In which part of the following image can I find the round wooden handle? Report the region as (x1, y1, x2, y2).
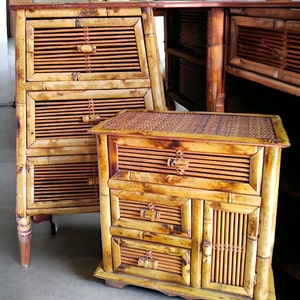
(82, 114, 101, 123)
(77, 44, 96, 53)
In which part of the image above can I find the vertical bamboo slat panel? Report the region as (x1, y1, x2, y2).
(201, 201, 260, 297)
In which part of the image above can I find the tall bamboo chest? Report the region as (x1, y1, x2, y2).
(89, 110, 290, 300)
(12, 3, 166, 267)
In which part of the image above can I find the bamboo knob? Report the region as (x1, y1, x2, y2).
(140, 203, 160, 221)
(77, 44, 96, 53)
(138, 257, 158, 269)
(138, 251, 158, 269)
(167, 157, 189, 175)
(140, 208, 160, 221)
(82, 114, 101, 123)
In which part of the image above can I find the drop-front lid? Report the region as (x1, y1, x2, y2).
(89, 110, 290, 147)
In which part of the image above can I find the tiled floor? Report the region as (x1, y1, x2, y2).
(0, 37, 298, 300)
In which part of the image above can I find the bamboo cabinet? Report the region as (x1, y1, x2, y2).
(89, 110, 290, 300)
(13, 5, 166, 268)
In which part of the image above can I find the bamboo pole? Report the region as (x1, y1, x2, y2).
(206, 8, 225, 112)
(98, 134, 113, 272)
(254, 147, 282, 299)
(142, 7, 166, 111)
(15, 9, 32, 268)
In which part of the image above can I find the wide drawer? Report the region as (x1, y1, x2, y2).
(26, 154, 99, 213)
(26, 89, 153, 152)
(111, 237, 191, 286)
(228, 14, 300, 95)
(25, 12, 150, 82)
(107, 135, 264, 195)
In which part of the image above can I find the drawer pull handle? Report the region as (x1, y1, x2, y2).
(77, 44, 96, 53)
(72, 72, 80, 81)
(138, 251, 158, 269)
(82, 114, 101, 123)
(167, 150, 189, 175)
(140, 203, 160, 221)
(140, 209, 160, 221)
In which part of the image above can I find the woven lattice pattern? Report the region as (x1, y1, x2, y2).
(101, 111, 277, 141)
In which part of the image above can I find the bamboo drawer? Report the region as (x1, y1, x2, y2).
(106, 137, 263, 196)
(91, 110, 290, 300)
(111, 237, 191, 286)
(109, 189, 192, 238)
(90, 110, 289, 196)
(227, 9, 300, 97)
(25, 12, 152, 84)
(25, 154, 99, 214)
(26, 89, 154, 152)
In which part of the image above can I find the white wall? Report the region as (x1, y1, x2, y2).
(0, 0, 7, 36)
(155, 16, 165, 79)
(0, 0, 8, 53)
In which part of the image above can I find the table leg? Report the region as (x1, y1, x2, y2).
(16, 215, 32, 268)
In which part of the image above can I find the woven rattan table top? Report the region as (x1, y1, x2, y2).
(89, 110, 290, 147)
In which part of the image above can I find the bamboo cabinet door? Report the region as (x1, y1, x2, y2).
(201, 200, 260, 298)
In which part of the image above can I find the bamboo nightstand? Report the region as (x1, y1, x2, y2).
(90, 110, 290, 300)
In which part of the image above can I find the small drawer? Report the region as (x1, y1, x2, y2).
(26, 154, 99, 213)
(110, 189, 191, 239)
(111, 237, 191, 286)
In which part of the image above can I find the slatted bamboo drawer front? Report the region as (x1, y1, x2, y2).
(96, 110, 287, 197)
(111, 237, 191, 286)
(227, 10, 300, 96)
(91, 110, 290, 300)
(108, 189, 192, 284)
(25, 155, 99, 213)
(107, 136, 263, 196)
(26, 89, 153, 152)
(110, 189, 191, 239)
(25, 9, 151, 83)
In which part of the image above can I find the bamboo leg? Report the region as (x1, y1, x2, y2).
(142, 7, 166, 111)
(16, 215, 32, 268)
